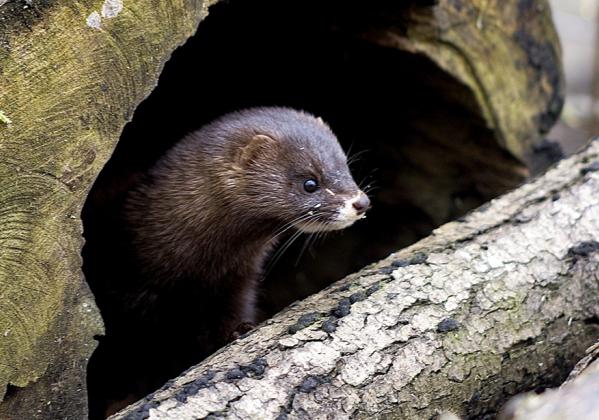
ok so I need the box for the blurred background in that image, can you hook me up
[550,0,599,152]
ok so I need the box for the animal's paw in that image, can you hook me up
[229,322,256,341]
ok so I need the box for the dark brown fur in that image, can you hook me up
[85,107,368,417]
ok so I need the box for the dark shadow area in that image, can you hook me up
[82,0,523,417]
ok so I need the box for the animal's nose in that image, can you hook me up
[352,193,370,215]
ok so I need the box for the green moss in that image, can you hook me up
[0,0,214,417]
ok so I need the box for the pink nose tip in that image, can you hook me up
[352,193,370,215]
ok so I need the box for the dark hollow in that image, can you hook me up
[82,0,520,417]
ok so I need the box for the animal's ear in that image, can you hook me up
[238,134,277,167]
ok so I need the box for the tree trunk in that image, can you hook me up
[112,140,599,420]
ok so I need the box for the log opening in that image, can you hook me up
[80,0,554,417]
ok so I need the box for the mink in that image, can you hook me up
[86,107,369,417]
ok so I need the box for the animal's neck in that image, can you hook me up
[180,209,279,279]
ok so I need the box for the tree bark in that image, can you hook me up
[500,342,599,420]
[0,0,567,418]
[112,139,599,420]
[0,1,215,418]
[363,0,563,167]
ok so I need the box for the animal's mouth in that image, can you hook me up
[297,218,356,233]
[297,194,370,233]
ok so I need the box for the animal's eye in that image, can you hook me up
[303,179,319,193]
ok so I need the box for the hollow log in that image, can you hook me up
[362,0,564,166]
[113,140,599,419]
[0,0,565,418]
[499,342,599,420]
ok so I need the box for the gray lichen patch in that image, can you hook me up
[173,370,215,404]
[101,0,123,19]
[288,312,320,334]
[87,0,123,30]
[581,161,599,175]
[86,11,101,30]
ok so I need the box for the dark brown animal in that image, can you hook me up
[86,107,369,417]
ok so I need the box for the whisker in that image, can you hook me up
[265,210,326,274]
[265,228,305,275]
[358,172,379,189]
[315,229,327,247]
[295,231,315,266]
[363,185,382,196]
[265,204,350,274]
[346,142,355,160]
[347,149,370,167]
[269,212,316,243]
[272,213,313,236]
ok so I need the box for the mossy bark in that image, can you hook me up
[0,1,214,418]
[0,0,564,418]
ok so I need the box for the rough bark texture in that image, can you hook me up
[500,342,599,420]
[0,1,215,418]
[0,0,566,418]
[114,140,599,420]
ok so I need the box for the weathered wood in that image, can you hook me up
[113,141,599,419]
[364,0,564,164]
[0,0,566,418]
[499,342,599,420]
[0,1,215,418]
